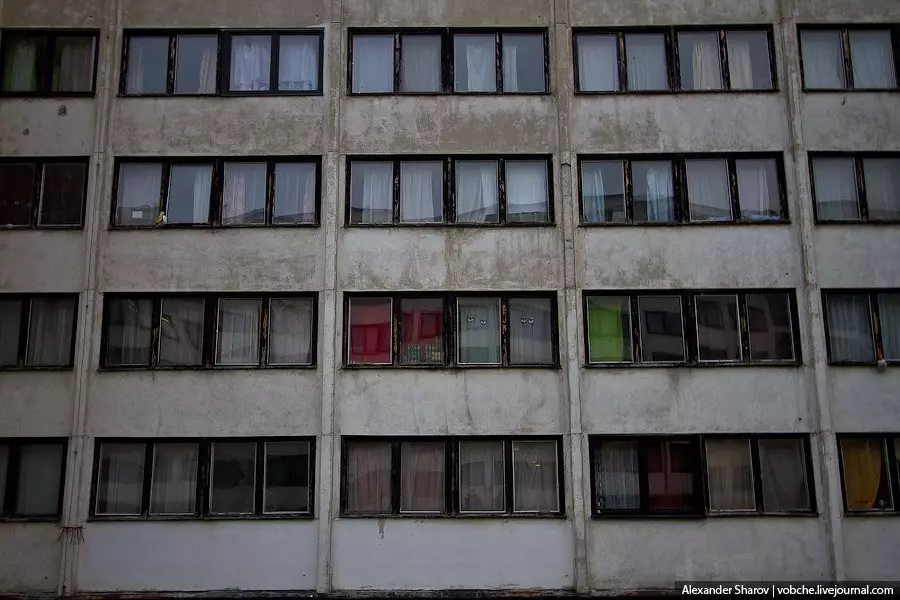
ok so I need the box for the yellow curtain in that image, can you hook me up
[842,439,883,510]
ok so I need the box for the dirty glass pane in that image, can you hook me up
[705,438,755,511]
[400,441,445,513]
[512,440,558,512]
[352,35,393,93]
[349,161,393,224]
[726,30,773,90]
[96,443,145,515]
[586,296,631,363]
[594,441,639,510]
[747,293,794,361]
[125,36,168,94]
[457,297,501,364]
[502,33,545,92]
[158,297,204,366]
[39,163,86,226]
[150,443,198,515]
[210,442,256,514]
[509,297,554,365]
[348,298,392,364]
[638,296,685,362]
[16,444,63,516]
[695,294,741,361]
[399,298,444,365]
[459,441,505,512]
[264,441,310,513]
[760,438,811,512]
[175,35,217,94]
[678,32,722,90]
[345,440,392,513]
[105,298,153,366]
[0,300,22,367]
[0,163,35,226]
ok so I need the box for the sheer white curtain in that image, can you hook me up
[216,299,261,365]
[350,162,393,224]
[456,161,499,223]
[759,439,809,511]
[642,163,675,221]
[812,158,859,220]
[191,166,212,223]
[687,159,731,221]
[223,163,266,225]
[458,297,501,364]
[400,162,443,223]
[117,163,162,226]
[727,33,754,89]
[706,439,754,511]
[863,159,900,219]
[346,442,392,513]
[506,161,549,223]
[800,30,845,88]
[268,298,313,365]
[54,37,95,92]
[107,299,152,366]
[401,36,441,92]
[195,38,217,93]
[230,35,271,91]
[16,445,63,515]
[826,294,874,362]
[0,300,22,366]
[459,441,505,512]
[150,443,198,515]
[502,38,518,92]
[626,34,667,90]
[737,159,779,219]
[849,30,897,89]
[400,442,445,513]
[98,444,145,515]
[279,35,319,91]
[509,298,552,364]
[577,34,618,91]
[513,441,558,512]
[26,298,74,367]
[158,298,204,366]
[596,442,639,509]
[877,294,900,360]
[274,163,316,224]
[455,35,495,92]
[352,35,393,93]
[681,33,722,90]
[2,37,37,92]
[582,162,606,223]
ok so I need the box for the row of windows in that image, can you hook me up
[3,25,897,98]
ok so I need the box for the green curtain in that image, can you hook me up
[588,298,627,362]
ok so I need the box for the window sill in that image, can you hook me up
[0,366,74,372]
[579,220,790,228]
[0,225,85,231]
[815,219,900,226]
[705,511,819,518]
[108,223,320,230]
[827,362,897,367]
[90,514,314,522]
[0,516,61,523]
[843,511,900,517]
[592,512,704,520]
[219,90,324,97]
[98,365,317,372]
[802,88,900,94]
[339,512,565,520]
[347,91,551,97]
[344,222,555,229]
[574,88,779,96]
[583,361,801,369]
[0,92,96,99]
[342,364,560,370]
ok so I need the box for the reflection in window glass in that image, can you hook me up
[695,294,741,361]
[15,444,63,516]
[639,296,684,362]
[0,300,22,367]
[210,442,256,514]
[167,164,213,224]
[747,293,794,361]
[502,34,545,92]
[175,35,217,94]
[264,441,310,513]
[126,36,168,94]
[0,164,36,226]
[399,298,444,365]
[105,298,153,366]
[582,161,626,223]
[348,298,392,365]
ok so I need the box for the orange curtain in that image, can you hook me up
[842,439,883,510]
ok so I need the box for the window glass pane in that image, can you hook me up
[345,441,392,513]
[399,298,444,365]
[632,160,675,222]
[726,31,773,90]
[695,294,741,362]
[678,32,722,90]
[509,297,553,365]
[582,161,625,223]
[400,441,445,513]
[268,298,314,366]
[0,163,36,226]
[126,36,168,94]
[274,162,316,224]
[813,158,859,220]
[53,36,95,92]
[0,300,22,367]
[15,444,63,516]
[577,34,619,92]
[800,30,846,89]
[150,443,198,515]
[457,297,501,365]
[759,438,810,512]
[849,30,897,89]
[841,438,892,511]
[39,163,85,226]
[686,159,731,221]
[625,33,668,91]
[638,296,685,362]
[352,35,393,93]
[863,158,900,220]
[400,161,443,224]
[158,298,204,366]
[825,293,874,362]
[586,296,631,363]
[167,164,212,225]
[505,160,549,223]
[878,293,900,360]
[106,298,153,366]
[116,163,162,226]
[215,298,261,365]
[455,160,499,224]
[705,439,754,511]
[349,162,393,224]
[0,445,7,510]
[26,297,75,367]
[175,35,217,94]
[230,35,271,92]
[736,158,781,220]
[2,35,44,92]
[279,34,319,91]
[348,298,392,365]
[454,34,497,92]
[223,162,267,225]
[502,33,545,92]
[210,442,256,514]
[594,441,639,510]
[401,35,441,92]
[646,440,695,510]
[264,441,310,513]
[747,293,794,361]
[512,440,558,512]
[96,443,145,515]
[459,441,505,512]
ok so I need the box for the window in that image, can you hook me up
[0,439,67,520]
[811,154,900,222]
[580,154,786,224]
[0,159,88,228]
[342,437,562,516]
[1,30,97,95]
[92,438,313,519]
[112,158,319,227]
[347,157,552,226]
[101,293,316,369]
[0,295,77,369]
[345,293,558,367]
[574,27,775,92]
[838,436,900,514]
[800,27,898,90]
[584,291,798,366]
[823,290,900,364]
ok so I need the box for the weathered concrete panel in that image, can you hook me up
[0,100,96,156]
[842,519,900,581]
[0,372,75,437]
[830,369,900,432]
[571,0,776,26]
[122,0,327,27]
[1,0,105,27]
[342,0,552,27]
[814,228,900,289]
[791,0,900,22]
[0,525,61,592]
[801,96,900,152]
[332,520,574,590]
[0,232,85,292]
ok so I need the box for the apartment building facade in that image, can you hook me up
[0,0,898,595]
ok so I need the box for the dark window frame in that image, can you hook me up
[582,289,802,368]
[0,28,100,98]
[343,291,560,369]
[340,435,565,518]
[577,153,789,226]
[0,293,79,371]
[572,25,778,94]
[110,156,322,229]
[0,438,68,522]
[809,152,900,224]
[89,437,316,521]
[0,156,90,229]
[99,292,318,370]
[345,155,554,227]
[798,24,900,92]
[836,433,900,516]
[822,288,900,366]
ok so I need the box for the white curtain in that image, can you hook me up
[505,161,549,223]
[513,441,558,512]
[812,158,859,220]
[216,299,261,365]
[863,158,900,219]
[350,162,393,224]
[158,298,204,366]
[166,165,212,224]
[849,30,897,89]
[800,30,845,88]
[268,298,313,365]
[16,445,63,515]
[0,300,22,366]
[189,166,212,224]
[346,441,392,513]
[400,442,445,513]
[626,34,668,90]
[595,442,640,510]
[106,298,152,366]
[637,162,675,221]
[400,162,443,223]
[737,158,779,219]
[26,298,74,367]
[150,443,198,515]
[686,159,731,221]
[826,294,874,362]
[401,35,441,92]
[455,161,498,223]
[582,161,626,223]
[117,163,162,226]
[727,32,755,90]
[706,439,755,511]
[458,297,501,364]
[459,441,505,512]
[759,438,809,511]
[509,298,553,365]
[877,294,900,360]
[175,35,217,94]
[126,37,168,94]
[279,35,319,91]
[455,35,495,92]
[230,35,271,92]
[2,37,37,92]
[274,163,316,224]
[502,38,518,92]
[352,35,393,93]
[682,33,722,90]
[54,37,94,92]
[223,163,266,225]
[98,444,145,515]
[577,34,618,91]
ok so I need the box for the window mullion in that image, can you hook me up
[446,294,456,366]
[265,160,275,226]
[618,33,628,92]
[254,441,265,515]
[392,160,401,224]
[683,291,697,365]
[623,159,634,223]
[500,296,510,366]
[159,163,171,222]
[149,297,162,368]
[259,296,270,368]
[728,157,741,222]
[5,444,21,516]
[203,294,218,368]
[391,440,401,515]
[495,33,503,93]
[750,437,764,514]
[738,293,751,363]
[141,443,154,517]
[870,293,885,362]
[498,158,507,224]
[668,29,679,90]
[270,34,279,94]
[445,439,455,515]
[637,441,649,512]
[392,295,401,366]
[630,295,641,364]
[17,297,32,368]
[198,441,210,517]
[504,439,514,514]
[42,35,55,94]
[719,29,731,90]
[673,159,686,223]
[856,156,869,221]
[167,35,177,95]
[445,157,453,224]
[842,29,854,89]
[886,436,900,511]
[394,34,402,93]
[31,161,43,228]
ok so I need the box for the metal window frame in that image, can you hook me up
[0,293,79,371]
[809,152,900,225]
[0,157,90,229]
[0,29,100,98]
[821,288,899,366]
[0,438,68,522]
[836,433,900,516]
[798,24,900,93]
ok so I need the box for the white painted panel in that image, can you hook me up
[0,372,75,437]
[0,524,61,592]
[843,519,900,581]
[0,232,85,293]
[830,369,900,432]
[814,228,900,289]
[0,101,96,156]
